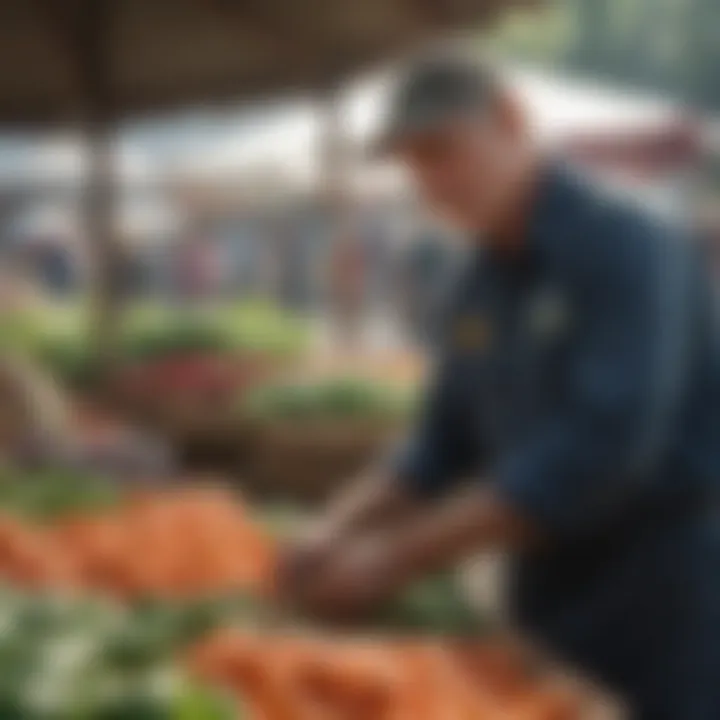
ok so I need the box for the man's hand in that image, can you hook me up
[286,533,406,622]
[279,484,540,622]
[276,470,417,600]
[275,522,339,600]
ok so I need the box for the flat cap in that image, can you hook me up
[372,52,498,156]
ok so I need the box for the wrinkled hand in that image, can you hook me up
[275,523,339,599]
[288,534,405,622]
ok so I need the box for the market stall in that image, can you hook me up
[0,0,539,363]
[0,3,631,717]
[0,472,623,718]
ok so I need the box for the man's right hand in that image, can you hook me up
[275,471,415,601]
[275,522,339,597]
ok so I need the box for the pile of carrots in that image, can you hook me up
[0,487,274,598]
[188,630,583,720]
[0,486,595,718]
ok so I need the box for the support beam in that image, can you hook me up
[32,0,121,371]
[84,118,118,364]
[319,85,363,349]
[319,86,352,220]
[31,0,84,107]
[76,0,120,371]
[214,0,328,86]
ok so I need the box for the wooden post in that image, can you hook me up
[319,85,361,350]
[78,0,120,372]
[85,116,118,368]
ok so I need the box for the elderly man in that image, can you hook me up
[279,54,720,719]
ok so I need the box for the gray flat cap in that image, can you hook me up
[372,53,498,156]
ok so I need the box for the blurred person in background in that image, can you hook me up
[35,236,77,297]
[328,229,367,348]
[0,264,171,476]
[175,223,223,303]
[0,260,42,313]
[14,236,78,299]
[397,224,458,348]
[113,241,145,301]
[279,54,720,720]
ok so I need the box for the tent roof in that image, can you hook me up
[0,0,534,127]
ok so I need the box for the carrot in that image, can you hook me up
[502,687,584,720]
[293,640,400,720]
[450,640,530,702]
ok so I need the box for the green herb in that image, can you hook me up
[243,376,415,422]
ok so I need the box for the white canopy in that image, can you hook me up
[164,66,685,193]
[0,66,691,201]
[6,195,183,246]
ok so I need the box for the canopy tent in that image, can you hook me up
[0,0,540,360]
[6,197,183,246]
[0,139,157,191]
[0,1,538,126]
[166,66,687,190]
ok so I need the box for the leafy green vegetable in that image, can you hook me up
[372,573,487,636]
[243,376,415,422]
[0,586,238,719]
[175,684,237,720]
[0,468,119,520]
[1,301,310,389]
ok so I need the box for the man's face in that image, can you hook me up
[394,107,519,233]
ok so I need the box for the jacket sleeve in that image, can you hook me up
[496,219,693,535]
[394,353,481,497]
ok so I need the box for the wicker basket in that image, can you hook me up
[241,418,402,503]
[102,353,287,460]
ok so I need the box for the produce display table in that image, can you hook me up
[189,629,626,720]
[0,476,626,719]
[0,341,626,718]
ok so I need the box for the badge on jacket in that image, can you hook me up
[527,288,571,340]
[452,315,491,352]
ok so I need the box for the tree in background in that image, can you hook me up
[687,0,720,112]
[494,0,719,114]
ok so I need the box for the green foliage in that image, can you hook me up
[255,505,485,636]
[0,468,120,520]
[372,573,486,636]
[492,0,717,110]
[0,585,237,720]
[175,684,238,720]
[0,304,83,356]
[120,302,309,362]
[36,333,97,390]
[0,301,310,389]
[489,0,575,64]
[243,376,415,422]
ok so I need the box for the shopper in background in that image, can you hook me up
[328,231,367,348]
[397,226,458,348]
